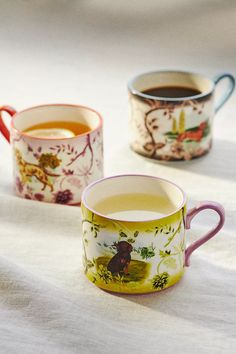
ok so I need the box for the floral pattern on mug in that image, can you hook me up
[129,94,213,161]
[81,205,186,293]
[129,71,235,161]
[12,128,103,204]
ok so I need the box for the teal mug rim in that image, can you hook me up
[128,70,215,102]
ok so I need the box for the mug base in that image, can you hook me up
[15,191,81,206]
[100,275,184,296]
[130,144,210,163]
[85,268,185,295]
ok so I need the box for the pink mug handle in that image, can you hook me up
[185,201,225,266]
[0,105,17,143]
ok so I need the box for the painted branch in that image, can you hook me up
[66,135,93,168]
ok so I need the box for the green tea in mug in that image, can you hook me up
[93,193,175,221]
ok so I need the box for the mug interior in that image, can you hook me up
[129,71,214,100]
[12,105,102,135]
[82,174,186,221]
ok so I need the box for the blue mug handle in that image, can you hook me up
[214,73,235,113]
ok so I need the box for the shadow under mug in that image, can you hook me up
[81,174,225,294]
[0,104,103,204]
[128,71,235,161]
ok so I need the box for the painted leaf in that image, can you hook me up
[159,250,171,258]
[140,246,155,259]
[119,231,127,238]
[143,142,155,152]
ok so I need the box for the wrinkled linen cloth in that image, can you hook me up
[0,195,236,354]
[0,1,236,353]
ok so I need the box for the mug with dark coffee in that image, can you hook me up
[128,70,235,161]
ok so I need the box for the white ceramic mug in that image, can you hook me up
[0,104,103,204]
[128,70,235,161]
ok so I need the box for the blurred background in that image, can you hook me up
[0,0,235,196]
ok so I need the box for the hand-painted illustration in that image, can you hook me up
[81,206,186,293]
[12,129,103,204]
[130,94,212,161]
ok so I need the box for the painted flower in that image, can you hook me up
[140,246,155,259]
[39,153,61,169]
[15,177,23,193]
[55,189,73,204]
[152,272,169,289]
[34,193,44,201]
[171,141,185,157]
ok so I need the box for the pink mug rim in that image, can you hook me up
[10,103,103,141]
[81,173,187,223]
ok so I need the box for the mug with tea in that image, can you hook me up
[81,174,225,294]
[128,70,235,161]
[0,104,103,204]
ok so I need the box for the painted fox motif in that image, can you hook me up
[177,122,207,143]
[15,149,59,191]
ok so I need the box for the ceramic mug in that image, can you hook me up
[128,70,235,161]
[81,174,225,294]
[0,104,103,204]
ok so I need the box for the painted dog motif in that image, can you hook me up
[15,149,59,191]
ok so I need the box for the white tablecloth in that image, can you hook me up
[0,1,235,353]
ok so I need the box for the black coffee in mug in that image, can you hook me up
[129,70,235,161]
[142,86,202,98]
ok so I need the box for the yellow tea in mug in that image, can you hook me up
[93,193,175,221]
[24,121,91,138]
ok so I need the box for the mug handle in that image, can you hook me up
[0,106,17,143]
[185,201,225,266]
[214,73,235,113]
